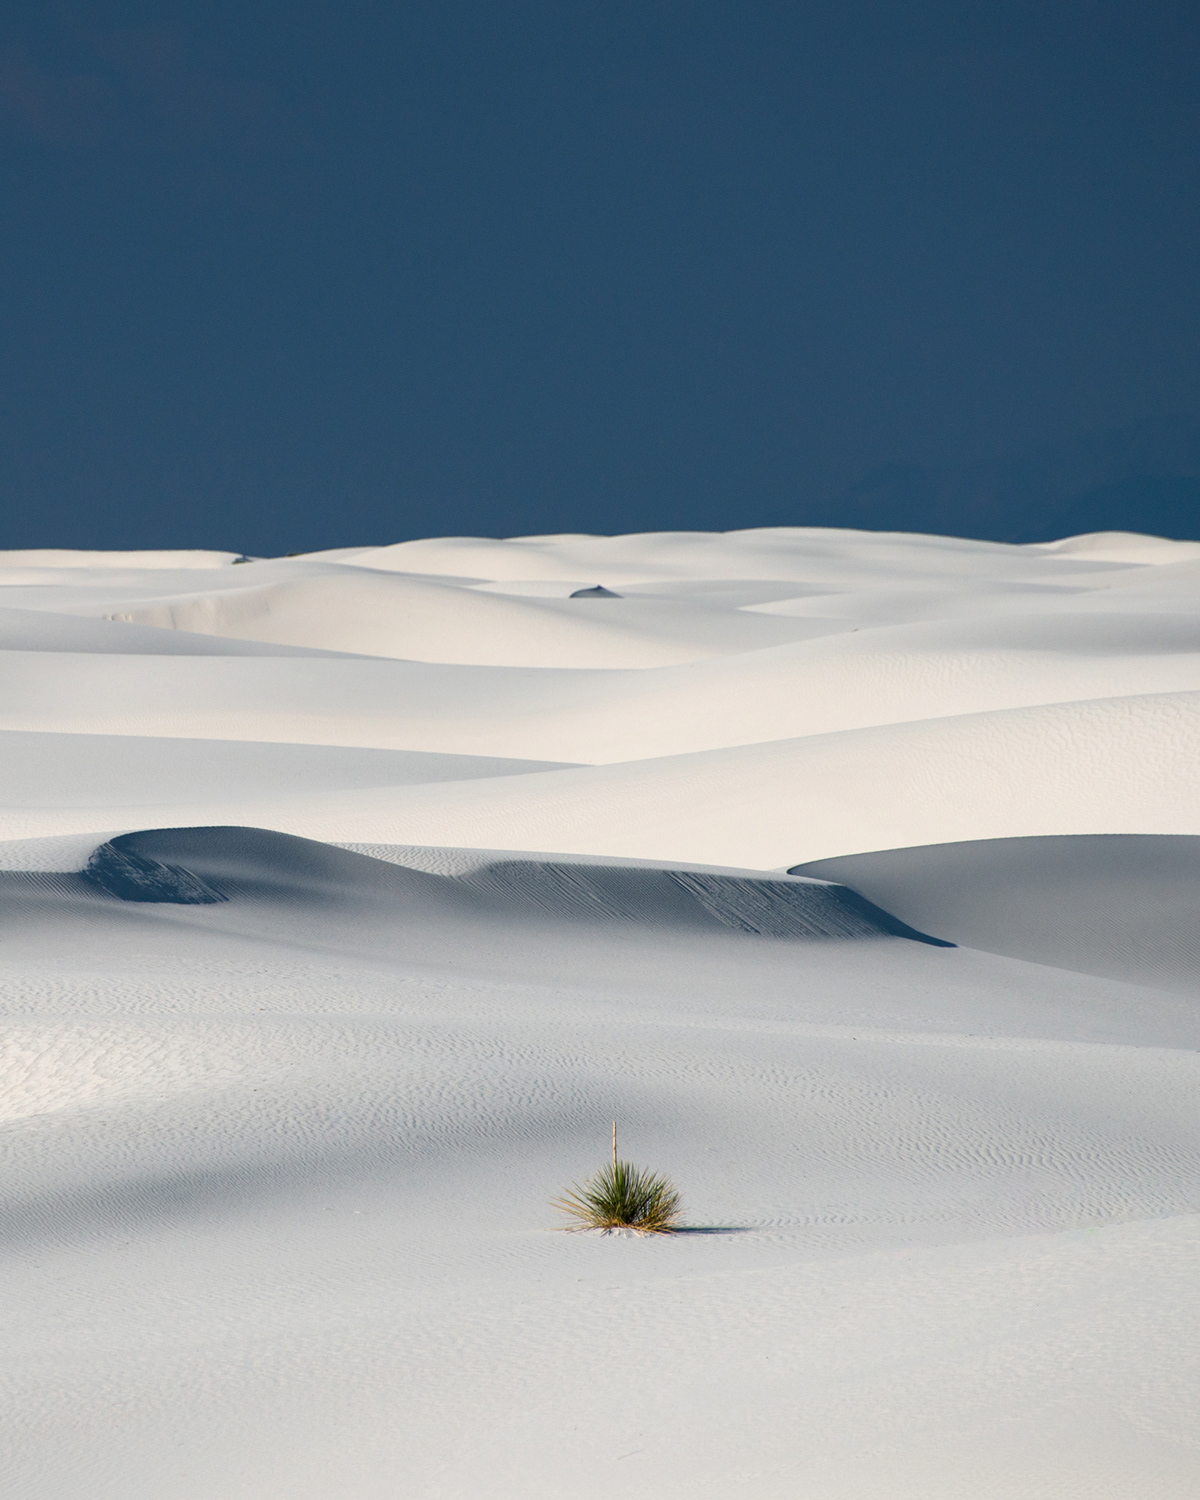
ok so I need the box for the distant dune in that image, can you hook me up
[2,529,1199,1498]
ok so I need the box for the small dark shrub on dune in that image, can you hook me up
[554,1157,682,1234]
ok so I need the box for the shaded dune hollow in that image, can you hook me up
[795,832,1200,993]
[68,825,953,945]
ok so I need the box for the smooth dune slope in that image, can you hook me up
[799,833,1200,994]
[1,688,1197,862]
[2,527,1200,1498]
[0,532,1198,768]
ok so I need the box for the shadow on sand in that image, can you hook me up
[674,1225,756,1236]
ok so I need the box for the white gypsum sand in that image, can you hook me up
[1,527,1199,1499]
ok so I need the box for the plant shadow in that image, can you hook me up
[674,1225,755,1235]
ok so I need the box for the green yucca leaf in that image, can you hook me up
[553,1160,682,1234]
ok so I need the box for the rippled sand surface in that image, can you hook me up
[2,529,1199,1497]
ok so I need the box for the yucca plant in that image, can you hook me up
[553,1124,682,1234]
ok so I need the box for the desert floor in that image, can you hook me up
[3,527,1199,1497]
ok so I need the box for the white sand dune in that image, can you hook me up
[799,833,1200,994]
[2,550,1199,763]
[0,730,572,813]
[1,689,1196,863]
[2,528,1199,1497]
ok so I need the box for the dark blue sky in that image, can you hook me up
[1,2,1197,553]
